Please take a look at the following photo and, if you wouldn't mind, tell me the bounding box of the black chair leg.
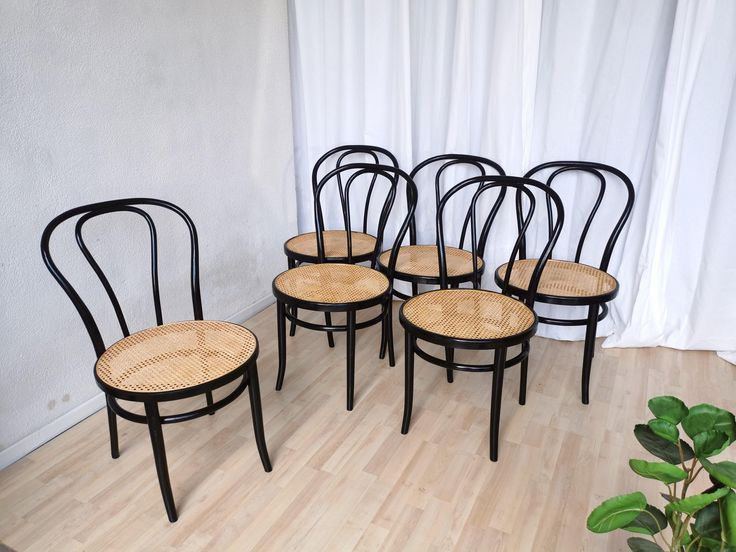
[444,347,454,383]
[206,391,214,415]
[325,312,335,348]
[276,301,287,391]
[289,307,299,337]
[490,347,507,462]
[246,363,272,472]
[401,332,415,434]
[386,299,395,367]
[346,310,356,411]
[581,304,599,405]
[411,282,418,297]
[144,401,177,522]
[379,306,387,360]
[287,258,298,337]
[106,395,120,459]
[519,341,529,405]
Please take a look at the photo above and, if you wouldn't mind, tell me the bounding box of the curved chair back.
[524,161,634,272]
[311,145,399,236]
[409,154,505,246]
[41,198,201,358]
[314,163,417,275]
[436,176,564,309]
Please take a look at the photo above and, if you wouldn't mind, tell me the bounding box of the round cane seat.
[285,230,376,260]
[377,245,484,278]
[274,263,389,305]
[95,321,257,394]
[496,259,618,299]
[402,289,535,341]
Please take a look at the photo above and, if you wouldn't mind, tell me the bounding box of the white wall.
[0,0,296,468]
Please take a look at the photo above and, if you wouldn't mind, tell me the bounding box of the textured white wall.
[0,1,296,467]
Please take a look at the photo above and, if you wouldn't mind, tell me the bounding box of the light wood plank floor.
[1,303,734,551]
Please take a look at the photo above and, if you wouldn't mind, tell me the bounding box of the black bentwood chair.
[376,154,505,383]
[273,164,417,410]
[494,162,634,405]
[400,176,564,461]
[41,199,272,522]
[284,145,400,346]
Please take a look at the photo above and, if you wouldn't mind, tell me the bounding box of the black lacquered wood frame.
[378,154,506,291]
[494,161,635,404]
[273,163,418,411]
[285,145,400,346]
[400,177,564,461]
[41,198,272,522]
[283,144,399,266]
[376,154,506,383]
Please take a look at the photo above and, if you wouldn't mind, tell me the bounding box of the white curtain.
[288,0,736,361]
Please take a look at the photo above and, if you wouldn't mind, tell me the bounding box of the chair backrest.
[311,145,399,236]
[314,163,417,274]
[436,176,564,309]
[41,198,201,358]
[524,161,634,272]
[409,154,505,247]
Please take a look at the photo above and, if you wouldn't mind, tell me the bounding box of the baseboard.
[0,392,107,470]
[0,294,276,471]
[225,294,275,325]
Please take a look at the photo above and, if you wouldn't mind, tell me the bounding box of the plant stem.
[690,465,703,483]
[685,535,701,552]
[680,458,700,500]
[676,514,693,546]
[676,441,687,473]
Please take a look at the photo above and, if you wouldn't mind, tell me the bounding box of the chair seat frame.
[273,163,417,411]
[273,283,393,411]
[377,252,486,295]
[501,161,634,405]
[41,198,272,523]
[284,145,399,346]
[399,177,564,462]
[379,154,504,299]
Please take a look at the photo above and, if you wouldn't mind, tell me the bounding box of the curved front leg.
[246,362,272,472]
[489,347,507,462]
[144,401,177,522]
[276,301,287,391]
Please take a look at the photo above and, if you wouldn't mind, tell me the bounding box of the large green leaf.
[629,459,687,484]
[723,490,736,546]
[665,487,730,516]
[648,396,689,424]
[702,458,736,488]
[626,537,664,551]
[588,492,648,533]
[648,419,679,444]
[694,430,730,458]
[634,424,695,464]
[681,404,736,443]
[624,504,668,535]
[693,502,722,540]
[697,537,736,552]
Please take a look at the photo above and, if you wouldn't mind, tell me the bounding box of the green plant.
[587,396,736,551]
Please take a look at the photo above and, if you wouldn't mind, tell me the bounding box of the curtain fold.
[288,0,736,361]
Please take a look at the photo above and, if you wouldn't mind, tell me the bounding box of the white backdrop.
[288,0,736,362]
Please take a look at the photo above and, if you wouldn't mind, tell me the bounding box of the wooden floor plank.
[1,302,734,551]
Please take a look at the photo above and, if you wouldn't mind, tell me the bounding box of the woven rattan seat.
[274,263,389,304]
[285,230,376,259]
[96,321,257,393]
[402,289,535,341]
[496,258,617,299]
[377,245,484,278]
